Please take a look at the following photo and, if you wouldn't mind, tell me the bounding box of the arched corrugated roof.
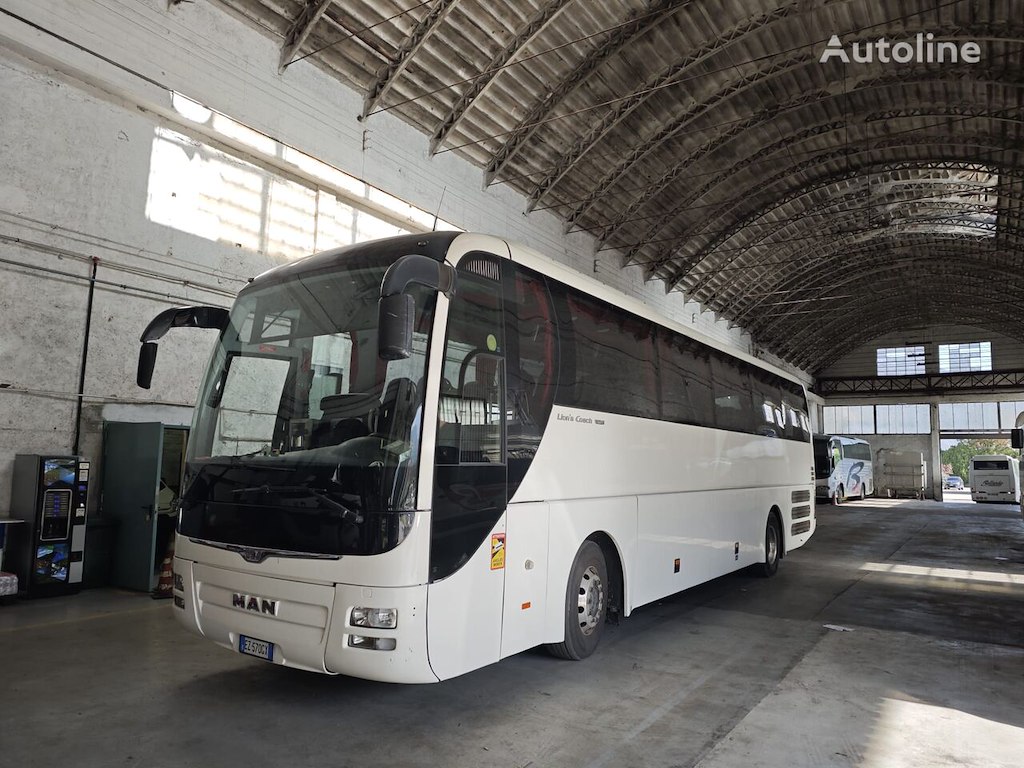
[209,0,1024,372]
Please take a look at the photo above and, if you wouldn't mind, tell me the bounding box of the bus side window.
[437,269,505,466]
[513,269,556,431]
[657,330,714,427]
[562,291,658,420]
[431,256,509,582]
[749,366,784,438]
[779,381,810,441]
[711,353,754,434]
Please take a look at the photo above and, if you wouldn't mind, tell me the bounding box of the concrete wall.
[0,0,810,515]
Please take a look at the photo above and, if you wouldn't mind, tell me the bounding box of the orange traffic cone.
[152,539,175,599]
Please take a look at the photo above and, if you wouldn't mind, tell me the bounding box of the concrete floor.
[1,496,1022,768]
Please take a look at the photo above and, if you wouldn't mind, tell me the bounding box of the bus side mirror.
[378,294,415,361]
[1012,428,1023,450]
[377,254,456,360]
[137,342,159,389]
[136,305,229,389]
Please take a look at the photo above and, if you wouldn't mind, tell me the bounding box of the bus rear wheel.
[547,540,608,660]
[756,515,781,578]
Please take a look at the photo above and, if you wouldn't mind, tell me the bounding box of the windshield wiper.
[232,485,363,523]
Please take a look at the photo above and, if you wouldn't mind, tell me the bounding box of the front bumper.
[172,557,437,682]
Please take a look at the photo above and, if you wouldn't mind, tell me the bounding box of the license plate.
[239,635,274,661]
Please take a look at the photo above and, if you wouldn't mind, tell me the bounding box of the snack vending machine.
[8,454,90,598]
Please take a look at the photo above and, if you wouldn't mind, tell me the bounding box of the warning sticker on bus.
[490,533,505,570]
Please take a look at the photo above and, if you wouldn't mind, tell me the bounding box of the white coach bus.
[813,435,873,503]
[969,454,1021,504]
[136,232,816,682]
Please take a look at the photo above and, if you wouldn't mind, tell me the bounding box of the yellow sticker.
[490,533,506,570]
[486,333,497,352]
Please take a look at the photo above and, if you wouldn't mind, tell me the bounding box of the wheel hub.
[576,564,605,636]
[767,525,778,565]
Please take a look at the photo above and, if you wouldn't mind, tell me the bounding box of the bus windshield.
[181,256,437,557]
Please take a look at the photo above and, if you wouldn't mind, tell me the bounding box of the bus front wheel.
[547,540,608,661]
[833,485,845,505]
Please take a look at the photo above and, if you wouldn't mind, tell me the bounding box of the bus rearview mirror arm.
[136,306,230,389]
[378,255,456,361]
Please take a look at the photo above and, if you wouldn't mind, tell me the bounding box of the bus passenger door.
[427,249,509,680]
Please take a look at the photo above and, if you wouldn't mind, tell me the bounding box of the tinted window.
[437,270,505,465]
[541,273,808,441]
[431,256,508,581]
[749,366,786,438]
[711,353,754,433]
[779,380,811,441]
[657,330,714,426]
[974,459,1009,470]
[563,291,658,419]
[510,268,557,444]
[844,443,871,461]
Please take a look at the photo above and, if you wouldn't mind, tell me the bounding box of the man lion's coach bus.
[136,232,815,682]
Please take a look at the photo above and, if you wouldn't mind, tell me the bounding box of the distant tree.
[940,439,1019,483]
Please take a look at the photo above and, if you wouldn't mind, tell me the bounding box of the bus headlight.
[351,607,397,629]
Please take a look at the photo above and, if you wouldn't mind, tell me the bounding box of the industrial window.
[823,405,875,434]
[876,404,931,434]
[938,402,999,432]
[876,346,926,376]
[938,342,991,373]
[998,400,1024,430]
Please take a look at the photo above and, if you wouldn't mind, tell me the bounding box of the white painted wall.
[0,0,808,515]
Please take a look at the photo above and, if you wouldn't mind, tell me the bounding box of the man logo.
[232,593,279,615]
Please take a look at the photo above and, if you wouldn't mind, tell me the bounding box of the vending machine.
[8,454,90,598]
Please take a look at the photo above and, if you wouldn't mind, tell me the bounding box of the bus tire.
[756,514,782,578]
[547,540,608,661]
[859,485,867,501]
[833,485,845,505]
